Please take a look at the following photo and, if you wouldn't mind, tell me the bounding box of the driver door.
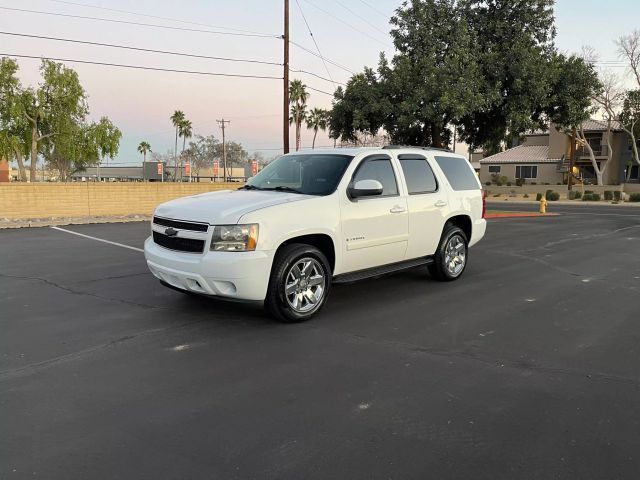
[340,154,408,273]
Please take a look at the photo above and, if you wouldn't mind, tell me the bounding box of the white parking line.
[50,226,144,253]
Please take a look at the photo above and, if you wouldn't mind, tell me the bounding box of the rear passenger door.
[398,154,449,258]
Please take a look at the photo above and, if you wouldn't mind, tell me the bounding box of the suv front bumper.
[144,237,273,301]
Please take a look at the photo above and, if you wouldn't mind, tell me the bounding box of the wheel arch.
[445,214,472,241]
[273,233,337,273]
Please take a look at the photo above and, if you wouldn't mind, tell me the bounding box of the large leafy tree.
[458,0,557,152]
[185,134,219,177]
[619,90,640,175]
[0,58,29,181]
[23,60,88,180]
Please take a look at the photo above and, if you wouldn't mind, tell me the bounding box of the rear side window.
[352,156,398,196]
[434,156,480,191]
[398,155,438,194]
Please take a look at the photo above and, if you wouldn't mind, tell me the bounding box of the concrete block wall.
[0,183,241,220]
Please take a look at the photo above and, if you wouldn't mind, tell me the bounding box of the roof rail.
[382,145,452,153]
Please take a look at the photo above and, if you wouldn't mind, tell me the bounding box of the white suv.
[144,147,486,322]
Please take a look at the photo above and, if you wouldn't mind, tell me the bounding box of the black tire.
[265,243,332,322]
[428,224,469,282]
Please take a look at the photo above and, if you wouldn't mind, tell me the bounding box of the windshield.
[245,154,353,196]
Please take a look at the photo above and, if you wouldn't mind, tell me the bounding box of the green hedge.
[604,191,613,200]
[583,193,601,201]
[630,193,640,202]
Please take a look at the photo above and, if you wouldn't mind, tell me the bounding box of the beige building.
[479,120,638,185]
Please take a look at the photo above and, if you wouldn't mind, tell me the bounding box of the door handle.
[390,205,406,214]
[434,200,447,208]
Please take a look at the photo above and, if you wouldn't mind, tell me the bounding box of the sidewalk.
[486,199,640,207]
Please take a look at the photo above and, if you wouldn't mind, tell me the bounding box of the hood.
[154,189,310,224]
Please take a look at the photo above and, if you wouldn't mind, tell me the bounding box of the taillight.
[482,190,486,218]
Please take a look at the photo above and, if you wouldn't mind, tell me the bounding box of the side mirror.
[349,179,384,198]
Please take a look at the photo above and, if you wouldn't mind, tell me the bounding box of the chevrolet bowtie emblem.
[164,227,178,237]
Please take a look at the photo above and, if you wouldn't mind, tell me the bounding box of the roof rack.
[382,145,452,153]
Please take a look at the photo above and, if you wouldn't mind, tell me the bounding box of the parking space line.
[50,226,144,253]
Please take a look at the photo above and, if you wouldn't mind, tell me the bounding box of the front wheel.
[265,244,332,322]
[428,224,468,281]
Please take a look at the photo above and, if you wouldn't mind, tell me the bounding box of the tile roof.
[479,145,560,164]
[580,119,623,131]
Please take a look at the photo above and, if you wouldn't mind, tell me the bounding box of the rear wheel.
[429,224,468,281]
[265,244,331,322]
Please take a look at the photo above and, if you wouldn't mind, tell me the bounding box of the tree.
[137,141,151,168]
[170,110,185,180]
[306,108,329,149]
[185,134,218,177]
[23,60,88,181]
[619,90,640,177]
[178,118,193,180]
[617,30,640,88]
[458,0,557,152]
[0,57,29,181]
[289,79,308,150]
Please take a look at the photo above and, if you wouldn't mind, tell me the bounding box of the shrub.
[545,189,553,199]
[506,181,512,186]
[584,190,594,195]
[493,193,501,197]
[604,191,613,200]
[569,191,582,200]
[536,192,543,201]
[516,178,524,186]
[485,181,491,186]
[546,191,560,201]
[523,193,529,198]
[592,193,601,201]
[531,182,537,185]
[582,193,593,201]
[630,193,640,202]
[614,191,622,201]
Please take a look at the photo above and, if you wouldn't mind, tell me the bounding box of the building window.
[488,165,501,173]
[515,165,538,179]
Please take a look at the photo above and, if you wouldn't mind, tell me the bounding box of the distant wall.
[0,183,242,220]
[482,184,640,198]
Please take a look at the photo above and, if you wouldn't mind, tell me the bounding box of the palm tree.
[170,110,185,180]
[289,79,309,150]
[178,119,193,181]
[289,104,307,151]
[305,108,328,149]
[137,141,151,178]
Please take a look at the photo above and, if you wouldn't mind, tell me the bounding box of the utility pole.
[283,0,290,154]
[217,119,230,182]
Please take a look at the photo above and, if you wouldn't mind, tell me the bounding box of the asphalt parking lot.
[2,204,639,479]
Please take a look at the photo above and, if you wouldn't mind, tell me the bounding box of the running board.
[333,257,434,284]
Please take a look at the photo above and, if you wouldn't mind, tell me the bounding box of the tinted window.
[398,156,438,194]
[353,156,398,196]
[488,165,501,173]
[246,154,353,195]
[434,156,480,191]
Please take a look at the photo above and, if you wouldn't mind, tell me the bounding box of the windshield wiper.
[270,186,305,194]
[238,184,262,190]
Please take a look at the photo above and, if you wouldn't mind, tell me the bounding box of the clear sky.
[2,0,639,164]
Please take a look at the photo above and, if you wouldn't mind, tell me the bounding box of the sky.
[1,0,639,165]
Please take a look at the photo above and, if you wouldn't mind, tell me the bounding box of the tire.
[428,224,469,282]
[265,243,332,322]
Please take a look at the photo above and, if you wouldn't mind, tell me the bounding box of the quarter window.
[352,156,398,196]
[434,155,480,191]
[515,165,538,179]
[398,155,438,194]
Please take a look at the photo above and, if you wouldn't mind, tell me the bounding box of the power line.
[290,41,354,74]
[300,0,393,49]
[0,7,282,39]
[0,31,282,66]
[332,0,389,36]
[290,67,345,85]
[306,85,334,96]
[2,53,283,79]
[45,0,278,37]
[356,0,392,20]
[294,0,335,88]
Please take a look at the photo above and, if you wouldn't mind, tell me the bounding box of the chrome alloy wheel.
[444,234,466,277]
[284,257,326,313]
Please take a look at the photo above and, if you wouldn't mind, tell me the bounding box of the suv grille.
[152,231,205,253]
[153,216,208,232]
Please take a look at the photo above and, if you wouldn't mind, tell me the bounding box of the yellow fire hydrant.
[539,196,547,214]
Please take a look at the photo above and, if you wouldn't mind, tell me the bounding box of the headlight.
[210,224,259,251]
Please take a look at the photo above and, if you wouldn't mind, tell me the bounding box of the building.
[479,120,639,185]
